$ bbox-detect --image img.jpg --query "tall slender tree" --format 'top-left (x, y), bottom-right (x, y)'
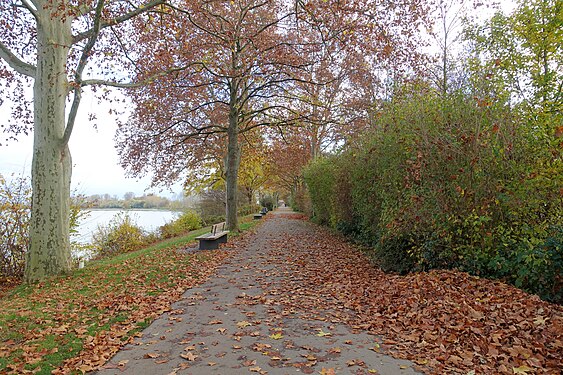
top-left (118, 0), bottom-right (315, 231)
top-left (118, 0), bottom-right (432, 230)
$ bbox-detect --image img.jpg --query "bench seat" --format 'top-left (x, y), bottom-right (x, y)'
top-left (195, 222), bottom-right (228, 250)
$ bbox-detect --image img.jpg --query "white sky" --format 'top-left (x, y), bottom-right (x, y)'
top-left (0, 0), bottom-right (516, 198)
top-left (0, 92), bottom-right (181, 198)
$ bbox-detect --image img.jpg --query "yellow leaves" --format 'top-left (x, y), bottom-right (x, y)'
top-left (180, 352), bottom-right (198, 361)
top-left (269, 332), bottom-right (283, 340)
top-left (512, 365), bottom-right (533, 374)
top-left (250, 365), bottom-right (267, 374)
top-left (143, 352), bottom-right (160, 359)
top-left (236, 320), bottom-right (252, 328)
top-left (316, 329), bottom-right (332, 337)
top-left (319, 368), bottom-right (336, 375)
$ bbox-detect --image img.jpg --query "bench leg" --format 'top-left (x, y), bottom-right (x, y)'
top-left (198, 235), bottom-right (228, 250)
top-left (199, 239), bottom-right (219, 250)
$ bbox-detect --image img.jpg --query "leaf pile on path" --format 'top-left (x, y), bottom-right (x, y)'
top-left (0, 242), bottom-right (231, 374)
top-left (262, 218), bottom-right (563, 374)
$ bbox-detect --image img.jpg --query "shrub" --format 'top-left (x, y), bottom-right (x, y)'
top-left (159, 210), bottom-right (202, 239)
top-left (303, 157), bottom-right (336, 226)
top-left (259, 194), bottom-right (275, 211)
top-left (0, 175), bottom-right (88, 277)
top-left (92, 213), bottom-right (149, 258)
top-left (305, 86), bottom-right (563, 302)
top-left (238, 204), bottom-right (256, 217)
top-left (0, 174), bottom-right (30, 278)
top-left (201, 214), bottom-right (226, 226)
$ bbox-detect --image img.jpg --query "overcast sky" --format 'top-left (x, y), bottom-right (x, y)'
top-left (0, 92), bottom-right (181, 198)
top-left (0, 0), bottom-right (516, 198)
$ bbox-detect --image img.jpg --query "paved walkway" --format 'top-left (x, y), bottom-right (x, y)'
top-left (96, 208), bottom-right (419, 374)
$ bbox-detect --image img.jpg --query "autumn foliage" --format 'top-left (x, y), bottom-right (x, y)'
top-left (304, 88), bottom-right (563, 304)
top-left (263, 218), bottom-right (563, 373)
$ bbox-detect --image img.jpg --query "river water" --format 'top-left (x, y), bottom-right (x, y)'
top-left (74, 209), bottom-right (179, 244)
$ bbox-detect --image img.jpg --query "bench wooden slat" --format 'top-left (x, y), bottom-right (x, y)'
top-left (195, 222), bottom-right (228, 250)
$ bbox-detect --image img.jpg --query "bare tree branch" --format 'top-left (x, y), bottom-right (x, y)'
top-left (0, 40), bottom-right (36, 77)
top-left (73, 0), bottom-right (166, 44)
top-left (19, 0), bottom-right (38, 19)
top-left (63, 0), bottom-right (106, 147)
top-left (81, 66), bottom-right (186, 88)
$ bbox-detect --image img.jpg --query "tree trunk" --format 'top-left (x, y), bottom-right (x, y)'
top-left (225, 106), bottom-right (241, 232)
top-left (25, 4), bottom-right (73, 283)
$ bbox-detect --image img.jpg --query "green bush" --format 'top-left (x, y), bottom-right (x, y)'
top-left (201, 214), bottom-right (226, 226)
top-left (238, 204), bottom-right (257, 217)
top-left (303, 157), bottom-right (336, 226)
top-left (0, 174), bottom-right (30, 278)
top-left (304, 86), bottom-right (563, 303)
top-left (159, 210), bottom-right (202, 239)
top-left (259, 194), bottom-right (275, 211)
top-left (0, 174), bottom-right (91, 277)
top-left (92, 213), bottom-right (149, 258)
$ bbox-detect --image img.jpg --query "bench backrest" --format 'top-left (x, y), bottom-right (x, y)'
top-left (211, 222), bottom-right (226, 235)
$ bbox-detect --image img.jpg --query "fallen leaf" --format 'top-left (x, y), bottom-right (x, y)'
top-left (269, 333), bottom-right (283, 340)
top-left (237, 321), bottom-right (252, 328)
top-left (180, 352), bottom-right (198, 361)
top-left (513, 366), bottom-right (533, 374)
top-left (316, 329), bottom-right (332, 337)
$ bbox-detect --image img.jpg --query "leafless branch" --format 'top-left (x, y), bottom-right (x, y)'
top-left (0, 40), bottom-right (36, 77)
top-left (73, 0), bottom-right (166, 44)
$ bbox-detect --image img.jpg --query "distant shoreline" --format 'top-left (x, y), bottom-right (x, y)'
top-left (84, 208), bottom-right (183, 212)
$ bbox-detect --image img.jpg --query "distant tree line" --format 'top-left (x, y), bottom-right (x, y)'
top-left (84, 192), bottom-right (194, 210)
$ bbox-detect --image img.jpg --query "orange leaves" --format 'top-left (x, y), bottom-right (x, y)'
top-left (0, 245), bottom-right (231, 374)
top-left (261, 221), bottom-right (563, 374)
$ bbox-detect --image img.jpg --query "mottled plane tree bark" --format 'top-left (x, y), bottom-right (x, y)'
top-left (0, 0), bottom-right (166, 282)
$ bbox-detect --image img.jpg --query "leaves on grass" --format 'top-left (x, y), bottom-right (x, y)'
top-left (0, 239), bottom-right (234, 374)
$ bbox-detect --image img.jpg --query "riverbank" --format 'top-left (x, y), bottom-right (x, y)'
top-left (0, 218), bottom-right (260, 374)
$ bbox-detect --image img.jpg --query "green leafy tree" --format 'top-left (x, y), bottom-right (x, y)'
top-left (466, 0), bottom-right (562, 116)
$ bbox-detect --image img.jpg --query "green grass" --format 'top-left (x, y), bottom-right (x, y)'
top-left (0, 216), bottom-right (260, 374)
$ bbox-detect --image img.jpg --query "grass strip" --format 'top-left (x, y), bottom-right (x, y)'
top-left (0, 216), bottom-right (259, 374)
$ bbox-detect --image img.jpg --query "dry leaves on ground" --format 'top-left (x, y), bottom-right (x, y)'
top-left (258, 218), bottom-right (563, 374)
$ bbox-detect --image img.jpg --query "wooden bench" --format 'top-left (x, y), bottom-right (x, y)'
top-left (253, 213), bottom-right (262, 220)
top-left (195, 222), bottom-right (228, 250)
